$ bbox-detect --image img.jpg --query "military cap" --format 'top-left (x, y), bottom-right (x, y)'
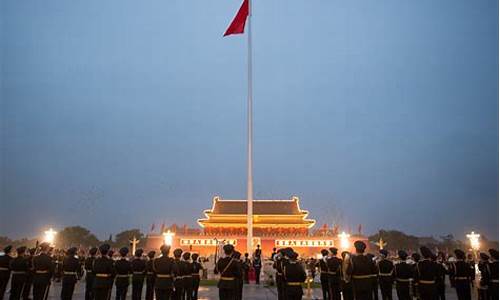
top-left (160, 245), bottom-right (170, 254)
top-left (321, 249), bottom-right (329, 256)
top-left (147, 250), bottom-right (156, 258)
top-left (182, 252), bottom-right (191, 260)
top-left (379, 249), bottom-right (388, 258)
top-left (119, 247), bottom-right (129, 257)
top-left (135, 249), bottom-right (144, 257)
top-left (329, 247), bottom-right (338, 256)
top-left (479, 253), bottom-right (490, 261)
top-left (67, 247), bottom-right (78, 256)
top-left (489, 249), bottom-right (499, 260)
top-left (16, 246), bottom-right (27, 255)
top-left (99, 243), bottom-right (110, 255)
top-left (89, 247), bottom-right (98, 256)
top-left (173, 248), bottom-right (183, 258)
top-left (398, 250), bottom-right (408, 260)
top-left (223, 244), bottom-right (234, 255)
top-left (3, 245), bottom-right (12, 254)
top-left (354, 241), bottom-right (366, 253)
top-left (244, 252), bottom-right (249, 257)
top-left (191, 253), bottom-right (199, 260)
top-left (454, 249), bottom-right (465, 260)
top-left (419, 246), bottom-right (433, 259)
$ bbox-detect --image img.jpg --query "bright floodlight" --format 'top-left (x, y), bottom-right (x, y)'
top-left (338, 231), bottom-right (351, 250)
top-left (466, 231), bottom-right (480, 251)
top-left (163, 230), bottom-right (175, 246)
top-left (43, 228), bottom-right (57, 246)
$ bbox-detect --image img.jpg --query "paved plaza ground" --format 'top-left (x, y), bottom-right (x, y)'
top-left (22, 281), bottom-right (463, 300)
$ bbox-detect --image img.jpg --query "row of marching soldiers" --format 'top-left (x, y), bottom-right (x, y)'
top-left (0, 242), bottom-right (206, 300)
top-left (284, 240), bottom-right (499, 300)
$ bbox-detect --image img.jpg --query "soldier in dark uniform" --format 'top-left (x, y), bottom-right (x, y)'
top-left (328, 247), bottom-right (342, 300)
top-left (489, 249), bottom-right (499, 300)
top-left (341, 251), bottom-right (354, 300)
top-left (283, 250), bottom-right (306, 300)
top-left (410, 253), bottom-right (421, 300)
top-left (131, 249), bottom-right (146, 300)
top-left (242, 253), bottom-right (250, 284)
top-left (232, 251), bottom-right (243, 300)
top-left (214, 244), bottom-right (241, 300)
top-left (60, 247), bottom-right (82, 300)
top-left (414, 247), bottom-right (439, 300)
top-left (32, 243), bottom-right (55, 300)
top-left (92, 244), bottom-right (115, 300)
top-left (317, 249), bottom-right (331, 300)
top-left (253, 253), bottom-right (262, 285)
top-left (190, 253), bottom-right (202, 300)
top-left (153, 245), bottom-right (178, 300)
top-left (378, 249), bottom-right (394, 300)
top-left (449, 249), bottom-right (473, 300)
top-left (347, 241), bottom-right (378, 300)
top-left (9, 246), bottom-right (29, 300)
top-left (182, 252), bottom-right (193, 300)
top-left (84, 247), bottom-right (98, 300)
top-left (22, 248), bottom-right (36, 300)
top-left (145, 251), bottom-right (156, 300)
top-left (434, 252), bottom-right (448, 300)
top-left (272, 249), bottom-right (286, 300)
top-left (477, 253), bottom-right (490, 300)
top-left (394, 250), bottom-right (412, 300)
top-left (0, 245), bottom-right (13, 300)
top-left (172, 249), bottom-right (185, 300)
top-left (114, 247), bottom-right (131, 300)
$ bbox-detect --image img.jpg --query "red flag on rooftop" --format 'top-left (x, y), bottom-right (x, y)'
top-left (224, 0), bottom-right (249, 36)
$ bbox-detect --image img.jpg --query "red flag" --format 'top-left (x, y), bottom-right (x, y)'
top-left (224, 0), bottom-right (249, 36)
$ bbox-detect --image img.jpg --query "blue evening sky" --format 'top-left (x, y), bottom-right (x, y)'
top-left (1, 0), bottom-right (498, 240)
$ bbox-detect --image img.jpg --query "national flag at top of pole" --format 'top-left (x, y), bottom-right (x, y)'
top-left (224, 0), bottom-right (254, 256)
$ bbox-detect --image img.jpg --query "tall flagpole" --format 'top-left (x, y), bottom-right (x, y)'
top-left (246, 0), bottom-right (254, 256)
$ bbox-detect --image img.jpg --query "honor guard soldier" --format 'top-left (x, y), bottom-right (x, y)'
top-left (394, 250), bottom-right (412, 300)
top-left (182, 252), bottom-right (193, 300)
top-left (253, 252), bottom-right (262, 285)
top-left (341, 251), bottom-right (354, 300)
top-left (477, 253), bottom-right (490, 300)
top-left (60, 247), bottom-right (82, 300)
top-left (0, 245), bottom-right (13, 300)
top-left (328, 247), bottom-right (343, 300)
top-left (317, 249), bottom-right (331, 300)
top-left (242, 253), bottom-right (250, 284)
top-left (378, 249), bottom-right (395, 300)
top-left (449, 249), bottom-right (474, 300)
top-left (172, 249), bottom-right (185, 300)
top-left (489, 249), bottom-right (499, 300)
top-left (283, 250), bottom-right (306, 300)
top-left (410, 253), bottom-right (421, 300)
top-left (190, 253), bottom-right (202, 300)
top-left (434, 252), bottom-right (448, 300)
top-left (272, 249), bottom-right (286, 300)
top-left (92, 244), bottom-right (115, 300)
top-left (131, 249), bottom-right (146, 300)
top-left (153, 245), bottom-right (178, 300)
top-left (347, 241), bottom-right (378, 300)
top-left (9, 247), bottom-right (29, 300)
top-left (23, 248), bottom-right (36, 300)
top-left (145, 251), bottom-right (156, 300)
top-left (114, 247), bottom-right (131, 300)
top-left (214, 244), bottom-right (241, 300)
top-left (84, 247), bottom-right (98, 300)
top-left (414, 247), bottom-right (439, 300)
top-left (32, 243), bottom-right (55, 300)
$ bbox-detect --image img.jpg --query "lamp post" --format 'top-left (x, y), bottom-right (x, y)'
top-left (466, 231), bottom-right (480, 259)
top-left (43, 228), bottom-right (57, 247)
top-left (338, 232), bottom-right (351, 250)
top-left (163, 230), bottom-right (175, 247)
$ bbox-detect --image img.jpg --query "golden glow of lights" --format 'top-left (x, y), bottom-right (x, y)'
top-left (466, 231), bottom-right (480, 251)
top-left (163, 230), bottom-right (175, 246)
top-left (43, 228), bottom-right (57, 246)
top-left (338, 231), bottom-right (350, 250)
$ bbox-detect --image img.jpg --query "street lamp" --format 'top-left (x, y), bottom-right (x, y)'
top-left (466, 231), bottom-right (480, 251)
top-left (43, 228), bottom-right (57, 247)
top-left (163, 230), bottom-right (175, 247)
top-left (338, 231), bottom-right (351, 250)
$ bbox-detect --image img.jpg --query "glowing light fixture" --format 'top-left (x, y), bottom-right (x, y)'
top-left (466, 231), bottom-right (480, 251)
top-left (163, 230), bottom-right (175, 246)
top-left (43, 228), bottom-right (57, 246)
top-left (338, 231), bottom-right (350, 250)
